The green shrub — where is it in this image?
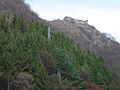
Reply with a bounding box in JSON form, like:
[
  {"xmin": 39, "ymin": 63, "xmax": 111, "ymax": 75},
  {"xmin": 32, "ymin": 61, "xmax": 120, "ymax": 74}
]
[{"xmin": 0, "ymin": 14, "xmax": 119, "ymax": 90}]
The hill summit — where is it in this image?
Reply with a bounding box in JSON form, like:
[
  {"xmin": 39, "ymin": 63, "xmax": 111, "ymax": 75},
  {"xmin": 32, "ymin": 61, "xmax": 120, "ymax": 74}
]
[
  {"xmin": 49, "ymin": 16, "xmax": 120, "ymax": 81},
  {"xmin": 0, "ymin": 0, "xmax": 120, "ymax": 90}
]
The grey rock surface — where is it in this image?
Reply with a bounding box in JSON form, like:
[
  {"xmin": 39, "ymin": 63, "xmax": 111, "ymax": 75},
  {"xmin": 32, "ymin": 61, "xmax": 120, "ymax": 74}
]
[{"xmin": 49, "ymin": 16, "xmax": 120, "ymax": 81}]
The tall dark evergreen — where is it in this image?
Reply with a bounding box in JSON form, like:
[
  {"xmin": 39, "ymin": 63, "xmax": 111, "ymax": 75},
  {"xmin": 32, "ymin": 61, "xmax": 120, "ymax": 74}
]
[
  {"xmin": 0, "ymin": 14, "xmax": 119, "ymax": 90},
  {"xmin": 0, "ymin": 0, "xmax": 119, "ymax": 90}
]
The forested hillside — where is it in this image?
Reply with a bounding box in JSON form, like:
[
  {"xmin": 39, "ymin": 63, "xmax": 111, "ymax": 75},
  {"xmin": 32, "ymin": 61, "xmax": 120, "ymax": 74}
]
[
  {"xmin": 0, "ymin": 12, "xmax": 119, "ymax": 90},
  {"xmin": 49, "ymin": 17, "xmax": 120, "ymax": 81}
]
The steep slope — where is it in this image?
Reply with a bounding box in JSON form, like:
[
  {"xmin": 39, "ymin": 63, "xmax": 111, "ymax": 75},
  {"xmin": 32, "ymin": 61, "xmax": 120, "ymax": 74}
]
[
  {"xmin": 0, "ymin": 0, "xmax": 119, "ymax": 90},
  {"xmin": 0, "ymin": 14, "xmax": 119, "ymax": 90},
  {"xmin": 0, "ymin": 0, "xmax": 45, "ymax": 23},
  {"xmin": 0, "ymin": 0, "xmax": 32, "ymax": 16},
  {"xmin": 49, "ymin": 16, "xmax": 120, "ymax": 81}
]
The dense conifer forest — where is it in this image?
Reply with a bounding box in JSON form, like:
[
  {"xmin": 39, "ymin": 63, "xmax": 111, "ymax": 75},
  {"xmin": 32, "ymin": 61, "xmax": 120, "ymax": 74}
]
[{"xmin": 0, "ymin": 12, "xmax": 119, "ymax": 90}]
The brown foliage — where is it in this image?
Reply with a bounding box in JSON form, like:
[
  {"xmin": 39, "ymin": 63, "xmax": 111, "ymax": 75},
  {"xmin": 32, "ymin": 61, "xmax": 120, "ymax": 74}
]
[
  {"xmin": 40, "ymin": 51, "xmax": 57, "ymax": 75},
  {"xmin": 86, "ymin": 82, "xmax": 105, "ymax": 90},
  {"xmin": 0, "ymin": 0, "xmax": 39, "ymax": 20}
]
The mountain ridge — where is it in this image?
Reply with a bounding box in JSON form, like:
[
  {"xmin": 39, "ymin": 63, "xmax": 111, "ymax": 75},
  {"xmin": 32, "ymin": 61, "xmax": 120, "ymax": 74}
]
[
  {"xmin": 0, "ymin": 0, "xmax": 120, "ymax": 89},
  {"xmin": 49, "ymin": 16, "xmax": 120, "ymax": 81}
]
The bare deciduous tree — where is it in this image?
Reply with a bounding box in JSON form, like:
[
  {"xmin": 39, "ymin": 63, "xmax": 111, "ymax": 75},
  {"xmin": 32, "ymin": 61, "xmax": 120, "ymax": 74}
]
[{"xmin": 0, "ymin": 0, "xmax": 39, "ymax": 20}]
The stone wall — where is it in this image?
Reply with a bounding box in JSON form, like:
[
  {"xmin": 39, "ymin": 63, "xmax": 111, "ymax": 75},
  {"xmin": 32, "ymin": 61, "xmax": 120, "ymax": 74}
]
[{"xmin": 64, "ymin": 16, "xmax": 88, "ymax": 25}]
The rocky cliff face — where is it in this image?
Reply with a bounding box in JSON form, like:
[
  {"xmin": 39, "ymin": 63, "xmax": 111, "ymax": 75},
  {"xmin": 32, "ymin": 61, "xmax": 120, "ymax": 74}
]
[
  {"xmin": 0, "ymin": 0, "xmax": 120, "ymax": 89},
  {"xmin": 49, "ymin": 16, "xmax": 120, "ymax": 80}
]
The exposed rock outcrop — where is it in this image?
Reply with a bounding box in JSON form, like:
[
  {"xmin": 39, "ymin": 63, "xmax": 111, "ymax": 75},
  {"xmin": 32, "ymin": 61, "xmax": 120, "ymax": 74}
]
[
  {"xmin": 64, "ymin": 16, "xmax": 88, "ymax": 25},
  {"xmin": 49, "ymin": 16, "xmax": 120, "ymax": 81}
]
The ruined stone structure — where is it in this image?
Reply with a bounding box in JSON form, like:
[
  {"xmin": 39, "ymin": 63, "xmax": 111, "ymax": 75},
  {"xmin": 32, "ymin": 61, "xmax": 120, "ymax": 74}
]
[
  {"xmin": 64, "ymin": 16, "xmax": 88, "ymax": 25},
  {"xmin": 49, "ymin": 16, "xmax": 120, "ymax": 81}
]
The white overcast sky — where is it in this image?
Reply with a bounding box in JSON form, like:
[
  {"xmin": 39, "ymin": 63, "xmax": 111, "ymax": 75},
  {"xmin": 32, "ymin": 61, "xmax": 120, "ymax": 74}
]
[{"xmin": 25, "ymin": 0, "xmax": 120, "ymax": 42}]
